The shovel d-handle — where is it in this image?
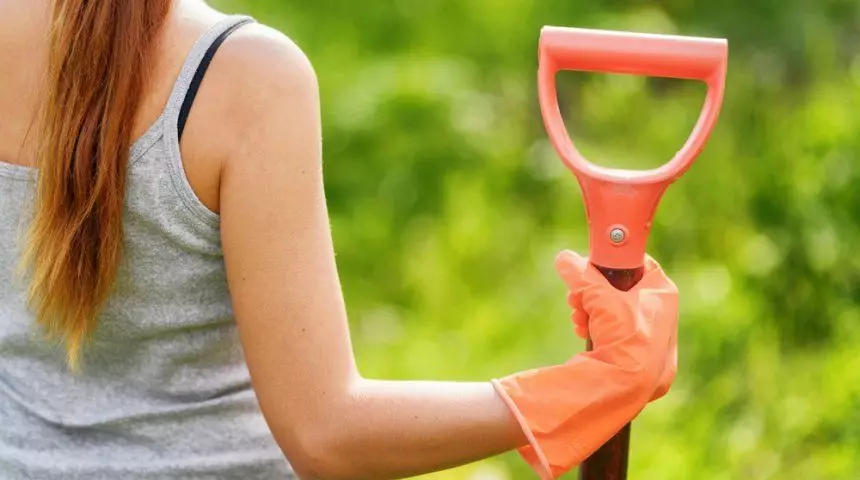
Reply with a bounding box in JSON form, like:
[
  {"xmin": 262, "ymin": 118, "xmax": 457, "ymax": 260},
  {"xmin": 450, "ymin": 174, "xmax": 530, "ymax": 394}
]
[{"xmin": 538, "ymin": 26, "xmax": 727, "ymax": 270}]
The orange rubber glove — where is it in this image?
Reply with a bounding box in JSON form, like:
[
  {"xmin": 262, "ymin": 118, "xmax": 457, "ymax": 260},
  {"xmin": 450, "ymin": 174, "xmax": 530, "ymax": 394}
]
[
  {"xmin": 567, "ymin": 267, "xmax": 678, "ymax": 402},
  {"xmin": 492, "ymin": 251, "xmax": 679, "ymax": 479}
]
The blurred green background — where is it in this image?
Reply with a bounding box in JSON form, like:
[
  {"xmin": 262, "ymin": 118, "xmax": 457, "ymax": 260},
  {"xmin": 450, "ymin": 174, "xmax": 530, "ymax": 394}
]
[{"xmin": 213, "ymin": 1, "xmax": 860, "ymax": 478}]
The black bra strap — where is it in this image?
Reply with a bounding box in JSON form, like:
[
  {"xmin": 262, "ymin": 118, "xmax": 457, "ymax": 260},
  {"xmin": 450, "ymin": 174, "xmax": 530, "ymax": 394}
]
[{"xmin": 177, "ymin": 18, "xmax": 254, "ymax": 140}]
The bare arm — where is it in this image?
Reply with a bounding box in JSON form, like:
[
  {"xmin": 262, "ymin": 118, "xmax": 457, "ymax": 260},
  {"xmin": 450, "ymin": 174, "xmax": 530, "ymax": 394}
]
[{"xmin": 217, "ymin": 27, "xmax": 525, "ymax": 480}]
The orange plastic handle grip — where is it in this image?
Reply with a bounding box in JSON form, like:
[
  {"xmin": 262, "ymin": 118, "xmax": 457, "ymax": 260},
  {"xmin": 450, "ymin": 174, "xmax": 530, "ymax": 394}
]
[
  {"xmin": 538, "ymin": 26, "xmax": 728, "ymax": 269},
  {"xmin": 540, "ymin": 26, "xmax": 727, "ymax": 80}
]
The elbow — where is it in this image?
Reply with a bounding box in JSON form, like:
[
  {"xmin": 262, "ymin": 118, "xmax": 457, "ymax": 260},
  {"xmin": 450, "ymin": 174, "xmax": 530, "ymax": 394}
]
[
  {"xmin": 268, "ymin": 380, "xmax": 369, "ymax": 479},
  {"xmin": 280, "ymin": 426, "xmax": 363, "ymax": 480}
]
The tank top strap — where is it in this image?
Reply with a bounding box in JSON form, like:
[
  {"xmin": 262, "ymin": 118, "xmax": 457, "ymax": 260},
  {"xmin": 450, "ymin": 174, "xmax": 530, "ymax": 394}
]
[{"xmin": 162, "ymin": 15, "xmax": 256, "ymax": 141}]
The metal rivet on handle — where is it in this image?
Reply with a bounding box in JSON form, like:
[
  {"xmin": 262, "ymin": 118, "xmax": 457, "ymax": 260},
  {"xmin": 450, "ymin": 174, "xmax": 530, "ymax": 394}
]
[{"xmin": 609, "ymin": 228, "xmax": 625, "ymax": 244}]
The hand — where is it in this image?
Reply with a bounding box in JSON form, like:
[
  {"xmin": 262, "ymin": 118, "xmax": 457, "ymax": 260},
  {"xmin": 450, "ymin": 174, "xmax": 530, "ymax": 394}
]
[
  {"xmin": 556, "ymin": 250, "xmax": 678, "ymax": 401},
  {"xmin": 492, "ymin": 250, "xmax": 680, "ymax": 479}
]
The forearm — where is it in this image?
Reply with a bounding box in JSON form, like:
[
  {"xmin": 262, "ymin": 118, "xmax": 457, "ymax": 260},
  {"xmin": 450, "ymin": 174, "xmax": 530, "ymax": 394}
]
[{"xmin": 291, "ymin": 379, "xmax": 527, "ymax": 480}]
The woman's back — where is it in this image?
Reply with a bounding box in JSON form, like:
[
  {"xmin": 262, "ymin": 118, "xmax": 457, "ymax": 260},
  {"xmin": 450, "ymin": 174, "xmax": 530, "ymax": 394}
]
[{"xmin": 0, "ymin": 3, "xmax": 293, "ymax": 478}]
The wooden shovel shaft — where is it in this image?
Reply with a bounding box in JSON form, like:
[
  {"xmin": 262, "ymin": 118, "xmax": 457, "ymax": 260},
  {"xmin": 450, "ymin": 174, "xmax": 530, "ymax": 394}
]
[{"xmin": 579, "ymin": 265, "xmax": 645, "ymax": 480}]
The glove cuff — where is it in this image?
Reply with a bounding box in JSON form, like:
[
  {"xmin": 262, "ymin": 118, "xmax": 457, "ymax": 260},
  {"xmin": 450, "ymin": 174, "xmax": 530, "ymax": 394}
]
[{"xmin": 492, "ymin": 378, "xmax": 578, "ymax": 479}]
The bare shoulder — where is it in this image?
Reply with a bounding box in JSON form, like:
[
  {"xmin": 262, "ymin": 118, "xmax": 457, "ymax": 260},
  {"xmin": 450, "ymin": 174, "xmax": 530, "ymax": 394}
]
[
  {"xmin": 208, "ymin": 22, "xmax": 319, "ymax": 137},
  {"xmin": 183, "ymin": 19, "xmax": 321, "ymax": 169},
  {"xmin": 219, "ymin": 22, "xmax": 318, "ymax": 96}
]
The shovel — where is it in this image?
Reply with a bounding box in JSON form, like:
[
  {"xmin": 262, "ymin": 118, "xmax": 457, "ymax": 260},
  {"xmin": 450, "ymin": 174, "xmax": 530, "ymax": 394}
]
[{"xmin": 537, "ymin": 26, "xmax": 728, "ymax": 479}]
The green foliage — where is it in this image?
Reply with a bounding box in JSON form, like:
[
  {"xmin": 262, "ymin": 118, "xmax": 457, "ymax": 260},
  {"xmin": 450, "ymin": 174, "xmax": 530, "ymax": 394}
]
[{"xmin": 212, "ymin": 1, "xmax": 860, "ymax": 478}]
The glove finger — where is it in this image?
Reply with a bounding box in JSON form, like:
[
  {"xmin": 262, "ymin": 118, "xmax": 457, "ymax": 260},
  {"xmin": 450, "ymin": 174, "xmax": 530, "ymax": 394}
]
[
  {"xmin": 555, "ymin": 250, "xmax": 589, "ymax": 291},
  {"xmin": 572, "ymin": 309, "xmax": 589, "ymax": 339},
  {"xmin": 636, "ymin": 254, "xmax": 678, "ymax": 294},
  {"xmin": 571, "ymin": 308, "xmax": 588, "ymax": 329},
  {"xmin": 651, "ymin": 360, "xmax": 677, "ymax": 401},
  {"xmin": 567, "ymin": 291, "xmax": 583, "ymax": 311},
  {"xmin": 651, "ymin": 335, "xmax": 678, "ymax": 401}
]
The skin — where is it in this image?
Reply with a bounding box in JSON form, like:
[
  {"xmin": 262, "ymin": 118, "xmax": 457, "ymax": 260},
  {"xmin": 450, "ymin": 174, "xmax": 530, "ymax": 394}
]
[{"xmin": 0, "ymin": 1, "xmax": 675, "ymax": 479}]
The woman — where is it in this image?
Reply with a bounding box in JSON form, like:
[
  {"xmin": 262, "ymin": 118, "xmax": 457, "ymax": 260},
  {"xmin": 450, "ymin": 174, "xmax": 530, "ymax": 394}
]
[{"xmin": 0, "ymin": 1, "xmax": 679, "ymax": 479}]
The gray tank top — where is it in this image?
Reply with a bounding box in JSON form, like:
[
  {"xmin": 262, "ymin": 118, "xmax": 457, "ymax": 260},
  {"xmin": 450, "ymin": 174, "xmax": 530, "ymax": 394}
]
[{"xmin": 0, "ymin": 16, "xmax": 294, "ymax": 479}]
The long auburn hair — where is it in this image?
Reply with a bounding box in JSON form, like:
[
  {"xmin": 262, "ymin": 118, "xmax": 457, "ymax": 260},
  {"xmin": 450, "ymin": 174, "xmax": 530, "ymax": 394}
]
[{"xmin": 21, "ymin": 0, "xmax": 172, "ymax": 368}]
